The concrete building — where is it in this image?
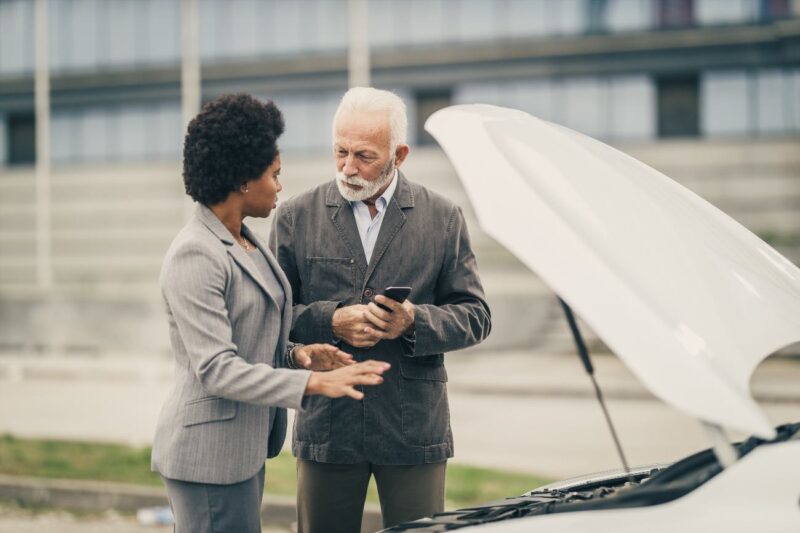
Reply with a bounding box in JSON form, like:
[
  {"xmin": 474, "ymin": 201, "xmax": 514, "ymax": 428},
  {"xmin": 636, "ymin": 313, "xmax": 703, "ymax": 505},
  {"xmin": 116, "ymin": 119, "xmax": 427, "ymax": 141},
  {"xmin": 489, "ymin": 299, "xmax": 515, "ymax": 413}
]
[{"xmin": 1, "ymin": 0, "xmax": 799, "ymax": 355}]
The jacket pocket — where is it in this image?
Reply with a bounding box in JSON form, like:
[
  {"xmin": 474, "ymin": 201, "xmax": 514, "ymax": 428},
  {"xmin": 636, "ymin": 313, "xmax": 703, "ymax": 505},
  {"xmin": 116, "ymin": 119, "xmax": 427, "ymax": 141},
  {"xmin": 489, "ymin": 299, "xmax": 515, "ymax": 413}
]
[
  {"xmin": 399, "ymin": 358, "xmax": 448, "ymax": 382},
  {"xmin": 183, "ymin": 397, "xmax": 238, "ymax": 427},
  {"xmin": 304, "ymin": 257, "xmax": 355, "ymax": 302},
  {"xmin": 400, "ymin": 360, "xmax": 450, "ymax": 446}
]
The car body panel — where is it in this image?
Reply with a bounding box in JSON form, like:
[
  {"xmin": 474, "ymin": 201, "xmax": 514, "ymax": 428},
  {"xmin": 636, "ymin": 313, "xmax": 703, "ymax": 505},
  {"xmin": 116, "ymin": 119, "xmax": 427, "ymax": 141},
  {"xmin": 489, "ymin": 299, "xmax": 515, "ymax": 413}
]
[
  {"xmin": 425, "ymin": 104, "xmax": 800, "ymax": 439},
  {"xmin": 470, "ymin": 439, "xmax": 800, "ymax": 533}
]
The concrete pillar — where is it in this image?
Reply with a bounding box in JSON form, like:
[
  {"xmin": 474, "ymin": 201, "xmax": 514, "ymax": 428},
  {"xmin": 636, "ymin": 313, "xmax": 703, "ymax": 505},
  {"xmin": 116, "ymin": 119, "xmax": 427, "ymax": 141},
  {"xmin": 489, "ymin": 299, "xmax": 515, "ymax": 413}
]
[
  {"xmin": 181, "ymin": 0, "xmax": 200, "ymax": 218},
  {"xmin": 34, "ymin": 0, "xmax": 52, "ymax": 290},
  {"xmin": 348, "ymin": 0, "xmax": 370, "ymax": 88}
]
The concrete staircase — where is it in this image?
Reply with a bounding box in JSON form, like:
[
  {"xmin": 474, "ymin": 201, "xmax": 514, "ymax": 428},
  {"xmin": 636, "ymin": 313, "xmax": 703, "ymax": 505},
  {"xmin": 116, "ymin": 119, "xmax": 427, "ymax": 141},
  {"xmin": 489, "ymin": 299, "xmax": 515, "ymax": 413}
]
[{"xmin": 1, "ymin": 138, "xmax": 798, "ymax": 355}]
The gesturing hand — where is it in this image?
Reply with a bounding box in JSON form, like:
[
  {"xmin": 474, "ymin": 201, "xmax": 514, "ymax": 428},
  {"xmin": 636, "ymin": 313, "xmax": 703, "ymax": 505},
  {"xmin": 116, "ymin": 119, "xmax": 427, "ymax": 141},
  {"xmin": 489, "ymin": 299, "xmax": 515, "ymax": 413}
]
[
  {"xmin": 292, "ymin": 343, "xmax": 354, "ymax": 371},
  {"xmin": 364, "ymin": 295, "xmax": 415, "ymax": 340},
  {"xmin": 332, "ymin": 305, "xmax": 382, "ymax": 348},
  {"xmin": 305, "ymin": 360, "xmax": 391, "ymax": 400}
]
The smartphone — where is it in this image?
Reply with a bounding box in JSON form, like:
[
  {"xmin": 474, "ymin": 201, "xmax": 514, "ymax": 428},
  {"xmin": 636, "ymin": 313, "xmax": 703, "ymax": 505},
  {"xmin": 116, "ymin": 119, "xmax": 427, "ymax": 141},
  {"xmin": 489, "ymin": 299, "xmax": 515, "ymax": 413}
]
[{"xmin": 376, "ymin": 286, "xmax": 412, "ymax": 311}]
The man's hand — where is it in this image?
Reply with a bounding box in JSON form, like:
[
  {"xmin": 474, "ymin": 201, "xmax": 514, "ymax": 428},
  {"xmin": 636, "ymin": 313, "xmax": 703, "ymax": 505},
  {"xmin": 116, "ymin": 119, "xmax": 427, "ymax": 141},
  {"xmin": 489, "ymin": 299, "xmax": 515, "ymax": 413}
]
[
  {"xmin": 332, "ymin": 305, "xmax": 382, "ymax": 348},
  {"xmin": 364, "ymin": 295, "xmax": 415, "ymax": 340},
  {"xmin": 292, "ymin": 343, "xmax": 354, "ymax": 371},
  {"xmin": 305, "ymin": 360, "xmax": 391, "ymax": 400}
]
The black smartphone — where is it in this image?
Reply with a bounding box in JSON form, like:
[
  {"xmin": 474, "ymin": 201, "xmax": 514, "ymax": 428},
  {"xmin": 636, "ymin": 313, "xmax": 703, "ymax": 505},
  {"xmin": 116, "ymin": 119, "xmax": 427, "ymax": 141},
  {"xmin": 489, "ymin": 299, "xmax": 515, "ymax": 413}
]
[{"xmin": 376, "ymin": 286, "xmax": 412, "ymax": 311}]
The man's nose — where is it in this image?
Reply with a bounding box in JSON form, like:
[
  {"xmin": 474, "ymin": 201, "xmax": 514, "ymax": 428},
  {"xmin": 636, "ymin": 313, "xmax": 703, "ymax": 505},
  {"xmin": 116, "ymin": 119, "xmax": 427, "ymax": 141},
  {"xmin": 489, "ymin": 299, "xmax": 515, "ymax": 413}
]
[{"xmin": 342, "ymin": 154, "xmax": 358, "ymax": 176}]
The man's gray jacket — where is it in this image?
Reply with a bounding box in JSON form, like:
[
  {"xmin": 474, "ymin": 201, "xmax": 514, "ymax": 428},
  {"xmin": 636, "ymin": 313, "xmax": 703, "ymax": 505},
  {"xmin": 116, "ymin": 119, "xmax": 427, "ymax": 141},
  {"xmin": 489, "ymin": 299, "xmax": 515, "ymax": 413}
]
[{"xmin": 270, "ymin": 172, "xmax": 491, "ymax": 465}]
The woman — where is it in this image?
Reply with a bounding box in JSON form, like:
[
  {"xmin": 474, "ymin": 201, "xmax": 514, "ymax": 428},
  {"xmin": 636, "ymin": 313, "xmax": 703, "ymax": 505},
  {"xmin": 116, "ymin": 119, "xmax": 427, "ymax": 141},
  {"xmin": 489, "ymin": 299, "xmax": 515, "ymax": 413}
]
[{"xmin": 151, "ymin": 93, "xmax": 389, "ymax": 533}]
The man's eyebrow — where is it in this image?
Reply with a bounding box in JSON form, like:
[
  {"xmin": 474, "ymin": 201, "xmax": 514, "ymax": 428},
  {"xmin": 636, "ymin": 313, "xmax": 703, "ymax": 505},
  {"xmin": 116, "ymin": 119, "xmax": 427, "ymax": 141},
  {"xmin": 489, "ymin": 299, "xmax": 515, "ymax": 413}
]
[{"xmin": 335, "ymin": 145, "xmax": 378, "ymax": 156}]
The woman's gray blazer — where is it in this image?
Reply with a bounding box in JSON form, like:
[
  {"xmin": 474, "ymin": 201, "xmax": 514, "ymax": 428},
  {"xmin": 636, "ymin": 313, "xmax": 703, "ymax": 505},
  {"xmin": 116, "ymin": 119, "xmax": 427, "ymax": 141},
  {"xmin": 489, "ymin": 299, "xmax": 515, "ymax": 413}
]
[{"xmin": 151, "ymin": 204, "xmax": 311, "ymax": 485}]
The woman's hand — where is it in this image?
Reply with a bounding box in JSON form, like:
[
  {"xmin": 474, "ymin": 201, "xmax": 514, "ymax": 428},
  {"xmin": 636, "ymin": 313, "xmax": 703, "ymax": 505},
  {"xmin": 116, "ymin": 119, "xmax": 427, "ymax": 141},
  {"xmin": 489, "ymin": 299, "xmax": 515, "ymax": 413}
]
[
  {"xmin": 305, "ymin": 360, "xmax": 390, "ymax": 400},
  {"xmin": 292, "ymin": 343, "xmax": 354, "ymax": 371}
]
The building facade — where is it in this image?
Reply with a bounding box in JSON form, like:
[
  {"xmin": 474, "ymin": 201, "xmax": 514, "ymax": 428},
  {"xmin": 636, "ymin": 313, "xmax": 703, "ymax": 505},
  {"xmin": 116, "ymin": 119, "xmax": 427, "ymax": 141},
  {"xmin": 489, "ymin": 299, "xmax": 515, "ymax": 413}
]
[{"xmin": 0, "ymin": 0, "xmax": 798, "ymax": 354}]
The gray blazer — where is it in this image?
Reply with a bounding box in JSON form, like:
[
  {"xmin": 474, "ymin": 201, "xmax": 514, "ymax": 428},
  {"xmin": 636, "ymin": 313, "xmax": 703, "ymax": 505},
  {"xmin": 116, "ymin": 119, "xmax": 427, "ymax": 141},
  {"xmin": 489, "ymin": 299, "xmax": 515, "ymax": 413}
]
[
  {"xmin": 151, "ymin": 204, "xmax": 311, "ymax": 484},
  {"xmin": 271, "ymin": 173, "xmax": 491, "ymax": 465}
]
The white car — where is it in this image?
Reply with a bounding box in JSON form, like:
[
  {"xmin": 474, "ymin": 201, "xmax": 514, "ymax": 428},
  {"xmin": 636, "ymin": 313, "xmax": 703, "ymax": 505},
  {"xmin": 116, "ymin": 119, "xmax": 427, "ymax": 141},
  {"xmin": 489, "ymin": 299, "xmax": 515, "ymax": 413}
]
[{"xmin": 383, "ymin": 105, "xmax": 800, "ymax": 532}]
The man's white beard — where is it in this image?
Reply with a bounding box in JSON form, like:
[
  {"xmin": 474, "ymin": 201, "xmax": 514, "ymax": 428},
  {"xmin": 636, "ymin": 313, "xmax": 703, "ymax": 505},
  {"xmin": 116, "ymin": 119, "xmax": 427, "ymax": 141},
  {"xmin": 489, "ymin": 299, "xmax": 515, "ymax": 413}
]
[{"xmin": 336, "ymin": 159, "xmax": 395, "ymax": 202}]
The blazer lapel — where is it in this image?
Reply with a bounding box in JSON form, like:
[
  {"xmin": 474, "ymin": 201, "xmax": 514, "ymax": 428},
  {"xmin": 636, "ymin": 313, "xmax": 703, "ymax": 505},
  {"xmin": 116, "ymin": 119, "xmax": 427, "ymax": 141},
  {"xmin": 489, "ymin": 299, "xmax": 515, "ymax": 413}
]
[
  {"xmin": 363, "ymin": 173, "xmax": 414, "ymax": 284},
  {"xmin": 247, "ymin": 227, "xmax": 293, "ymax": 357},
  {"xmin": 326, "ymin": 182, "xmax": 369, "ymax": 275},
  {"xmin": 227, "ymin": 236, "xmax": 275, "ymax": 304},
  {"xmin": 196, "ymin": 204, "xmax": 274, "ymax": 301}
]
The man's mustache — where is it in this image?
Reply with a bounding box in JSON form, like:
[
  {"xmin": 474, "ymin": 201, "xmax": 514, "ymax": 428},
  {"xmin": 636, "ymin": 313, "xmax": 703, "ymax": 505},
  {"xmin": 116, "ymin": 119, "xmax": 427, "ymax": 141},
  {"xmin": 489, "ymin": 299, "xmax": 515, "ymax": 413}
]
[{"xmin": 337, "ymin": 173, "xmax": 369, "ymax": 186}]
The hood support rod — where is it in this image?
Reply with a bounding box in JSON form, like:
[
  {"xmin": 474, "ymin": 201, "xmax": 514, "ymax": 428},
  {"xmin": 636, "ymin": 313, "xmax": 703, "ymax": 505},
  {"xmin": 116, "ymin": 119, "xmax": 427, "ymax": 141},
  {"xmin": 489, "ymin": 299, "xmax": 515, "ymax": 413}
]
[
  {"xmin": 701, "ymin": 421, "xmax": 738, "ymax": 469},
  {"xmin": 559, "ymin": 297, "xmax": 634, "ymax": 482}
]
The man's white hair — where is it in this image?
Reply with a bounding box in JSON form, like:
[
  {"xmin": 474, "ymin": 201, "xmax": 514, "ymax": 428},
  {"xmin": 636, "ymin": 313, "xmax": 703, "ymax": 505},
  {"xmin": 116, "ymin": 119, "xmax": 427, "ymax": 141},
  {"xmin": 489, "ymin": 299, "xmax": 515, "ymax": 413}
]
[{"xmin": 333, "ymin": 87, "xmax": 408, "ymax": 150}]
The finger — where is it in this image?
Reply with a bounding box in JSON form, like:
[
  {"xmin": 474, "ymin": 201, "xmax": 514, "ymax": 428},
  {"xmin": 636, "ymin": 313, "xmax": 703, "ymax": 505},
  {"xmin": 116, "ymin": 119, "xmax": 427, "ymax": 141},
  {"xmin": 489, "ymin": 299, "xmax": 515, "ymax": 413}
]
[
  {"xmin": 336, "ymin": 355, "xmax": 355, "ymax": 366},
  {"xmin": 375, "ymin": 294, "xmax": 403, "ymax": 315},
  {"xmin": 368, "ymin": 300, "xmax": 394, "ymax": 318},
  {"xmin": 353, "ymin": 338, "xmax": 377, "ymax": 348},
  {"xmin": 344, "ymin": 386, "xmax": 364, "ymax": 401},
  {"xmin": 374, "ymin": 295, "xmax": 404, "ymax": 312},
  {"xmin": 293, "ymin": 349, "xmax": 312, "ymax": 368},
  {"xmin": 364, "ymin": 308, "xmax": 390, "ymax": 330},
  {"xmin": 352, "ymin": 373, "xmax": 384, "ymax": 386},
  {"xmin": 359, "ymin": 324, "xmax": 385, "ymax": 339},
  {"xmin": 363, "ymin": 326, "xmax": 390, "ymax": 340},
  {"xmin": 358, "ymin": 360, "xmax": 391, "ymax": 373}
]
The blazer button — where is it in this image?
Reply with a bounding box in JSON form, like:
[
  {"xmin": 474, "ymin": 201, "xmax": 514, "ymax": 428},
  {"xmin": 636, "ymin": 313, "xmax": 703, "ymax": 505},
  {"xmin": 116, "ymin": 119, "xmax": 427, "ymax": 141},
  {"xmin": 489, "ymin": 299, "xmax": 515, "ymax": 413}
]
[{"xmin": 363, "ymin": 288, "xmax": 374, "ymax": 298}]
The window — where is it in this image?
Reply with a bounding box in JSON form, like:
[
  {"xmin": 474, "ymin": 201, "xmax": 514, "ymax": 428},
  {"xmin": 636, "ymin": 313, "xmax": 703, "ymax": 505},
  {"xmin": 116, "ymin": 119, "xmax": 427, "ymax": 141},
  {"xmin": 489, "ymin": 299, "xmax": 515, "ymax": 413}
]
[
  {"xmin": 8, "ymin": 113, "xmax": 35, "ymax": 165},
  {"xmin": 658, "ymin": 0, "xmax": 695, "ymax": 28},
  {"xmin": 657, "ymin": 75, "xmax": 700, "ymax": 137},
  {"xmin": 586, "ymin": 0, "xmax": 609, "ymax": 33},
  {"xmin": 759, "ymin": 0, "xmax": 791, "ymax": 21},
  {"xmin": 415, "ymin": 88, "xmax": 452, "ymax": 146}
]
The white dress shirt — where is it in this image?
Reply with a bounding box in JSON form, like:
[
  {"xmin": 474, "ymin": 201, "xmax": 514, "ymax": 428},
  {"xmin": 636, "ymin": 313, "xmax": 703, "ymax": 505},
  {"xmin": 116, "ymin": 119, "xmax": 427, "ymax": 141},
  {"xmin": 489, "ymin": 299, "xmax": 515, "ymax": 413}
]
[{"xmin": 349, "ymin": 170, "xmax": 398, "ymax": 263}]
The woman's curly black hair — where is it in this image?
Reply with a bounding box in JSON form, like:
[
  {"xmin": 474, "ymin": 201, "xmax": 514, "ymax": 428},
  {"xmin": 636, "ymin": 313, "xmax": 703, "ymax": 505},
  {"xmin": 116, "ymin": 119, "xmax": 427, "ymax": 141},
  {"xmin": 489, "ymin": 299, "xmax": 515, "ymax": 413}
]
[{"xmin": 183, "ymin": 93, "xmax": 285, "ymax": 205}]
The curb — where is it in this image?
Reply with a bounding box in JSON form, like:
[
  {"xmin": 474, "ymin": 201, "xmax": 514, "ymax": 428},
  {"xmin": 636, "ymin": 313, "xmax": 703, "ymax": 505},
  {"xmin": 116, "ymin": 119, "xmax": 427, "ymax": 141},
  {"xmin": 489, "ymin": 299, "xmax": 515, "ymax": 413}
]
[{"xmin": 0, "ymin": 475, "xmax": 384, "ymax": 532}]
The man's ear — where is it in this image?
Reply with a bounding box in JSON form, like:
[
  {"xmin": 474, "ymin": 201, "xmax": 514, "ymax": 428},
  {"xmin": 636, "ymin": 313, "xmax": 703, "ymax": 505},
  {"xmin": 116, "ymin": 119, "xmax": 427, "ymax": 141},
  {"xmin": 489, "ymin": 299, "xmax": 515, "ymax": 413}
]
[{"xmin": 394, "ymin": 144, "xmax": 410, "ymax": 167}]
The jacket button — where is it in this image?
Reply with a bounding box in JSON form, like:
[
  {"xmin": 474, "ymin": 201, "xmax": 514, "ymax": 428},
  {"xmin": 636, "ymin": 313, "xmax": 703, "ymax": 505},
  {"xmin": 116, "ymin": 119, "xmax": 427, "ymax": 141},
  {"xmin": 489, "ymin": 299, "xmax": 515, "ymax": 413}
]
[{"xmin": 363, "ymin": 288, "xmax": 374, "ymax": 298}]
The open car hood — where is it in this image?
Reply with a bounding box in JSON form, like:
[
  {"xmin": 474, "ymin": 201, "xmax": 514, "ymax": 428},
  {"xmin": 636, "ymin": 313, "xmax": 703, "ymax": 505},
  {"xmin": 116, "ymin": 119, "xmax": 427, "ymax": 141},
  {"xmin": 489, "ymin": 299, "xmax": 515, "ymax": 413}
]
[{"xmin": 425, "ymin": 104, "xmax": 800, "ymax": 439}]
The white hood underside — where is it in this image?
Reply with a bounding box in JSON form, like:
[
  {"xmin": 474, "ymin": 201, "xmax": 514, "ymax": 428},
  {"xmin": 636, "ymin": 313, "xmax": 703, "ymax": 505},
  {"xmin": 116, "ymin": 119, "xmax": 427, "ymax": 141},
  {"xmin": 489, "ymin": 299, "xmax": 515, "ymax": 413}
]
[{"xmin": 426, "ymin": 104, "xmax": 800, "ymax": 439}]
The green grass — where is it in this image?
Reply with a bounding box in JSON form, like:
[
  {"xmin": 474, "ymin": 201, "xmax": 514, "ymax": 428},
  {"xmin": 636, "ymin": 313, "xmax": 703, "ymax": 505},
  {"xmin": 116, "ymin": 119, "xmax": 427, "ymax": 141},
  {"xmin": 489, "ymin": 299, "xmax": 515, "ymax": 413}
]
[{"xmin": 0, "ymin": 434, "xmax": 551, "ymax": 509}]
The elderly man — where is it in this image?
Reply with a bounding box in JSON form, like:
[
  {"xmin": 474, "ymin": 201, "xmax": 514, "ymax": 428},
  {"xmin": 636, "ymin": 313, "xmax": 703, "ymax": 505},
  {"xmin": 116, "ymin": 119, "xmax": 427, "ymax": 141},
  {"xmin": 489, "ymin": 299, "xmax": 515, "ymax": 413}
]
[{"xmin": 270, "ymin": 87, "xmax": 491, "ymax": 532}]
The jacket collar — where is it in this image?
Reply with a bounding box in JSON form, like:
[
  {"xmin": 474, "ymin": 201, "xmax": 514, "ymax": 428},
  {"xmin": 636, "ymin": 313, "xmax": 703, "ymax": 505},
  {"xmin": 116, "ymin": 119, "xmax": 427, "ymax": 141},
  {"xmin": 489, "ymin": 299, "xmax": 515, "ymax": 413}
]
[{"xmin": 196, "ymin": 203, "xmax": 235, "ymax": 244}]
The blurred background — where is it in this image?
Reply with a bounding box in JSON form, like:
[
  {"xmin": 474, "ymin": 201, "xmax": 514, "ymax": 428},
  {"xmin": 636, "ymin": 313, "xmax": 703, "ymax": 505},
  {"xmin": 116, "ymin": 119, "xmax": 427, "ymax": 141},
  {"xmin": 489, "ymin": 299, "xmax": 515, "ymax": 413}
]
[
  {"xmin": 0, "ymin": 0, "xmax": 799, "ymax": 530},
  {"xmin": 1, "ymin": 0, "xmax": 799, "ymax": 355}
]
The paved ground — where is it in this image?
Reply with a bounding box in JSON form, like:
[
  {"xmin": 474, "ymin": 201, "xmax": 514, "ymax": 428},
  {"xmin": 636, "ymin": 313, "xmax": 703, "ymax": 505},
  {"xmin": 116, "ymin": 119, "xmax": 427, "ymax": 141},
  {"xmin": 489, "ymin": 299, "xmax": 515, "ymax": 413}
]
[
  {"xmin": 0, "ymin": 349, "xmax": 798, "ymax": 532},
  {"xmin": 0, "ymin": 503, "xmax": 291, "ymax": 532},
  {"xmin": 1, "ymin": 349, "xmax": 797, "ymax": 480}
]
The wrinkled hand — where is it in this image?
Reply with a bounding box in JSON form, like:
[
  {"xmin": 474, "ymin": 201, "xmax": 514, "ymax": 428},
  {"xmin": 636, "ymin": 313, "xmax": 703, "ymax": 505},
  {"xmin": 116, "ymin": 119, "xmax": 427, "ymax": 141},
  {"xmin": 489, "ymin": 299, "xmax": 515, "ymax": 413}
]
[
  {"xmin": 292, "ymin": 343, "xmax": 354, "ymax": 371},
  {"xmin": 305, "ymin": 360, "xmax": 391, "ymax": 400},
  {"xmin": 332, "ymin": 305, "xmax": 382, "ymax": 348},
  {"xmin": 365, "ymin": 295, "xmax": 415, "ymax": 341}
]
